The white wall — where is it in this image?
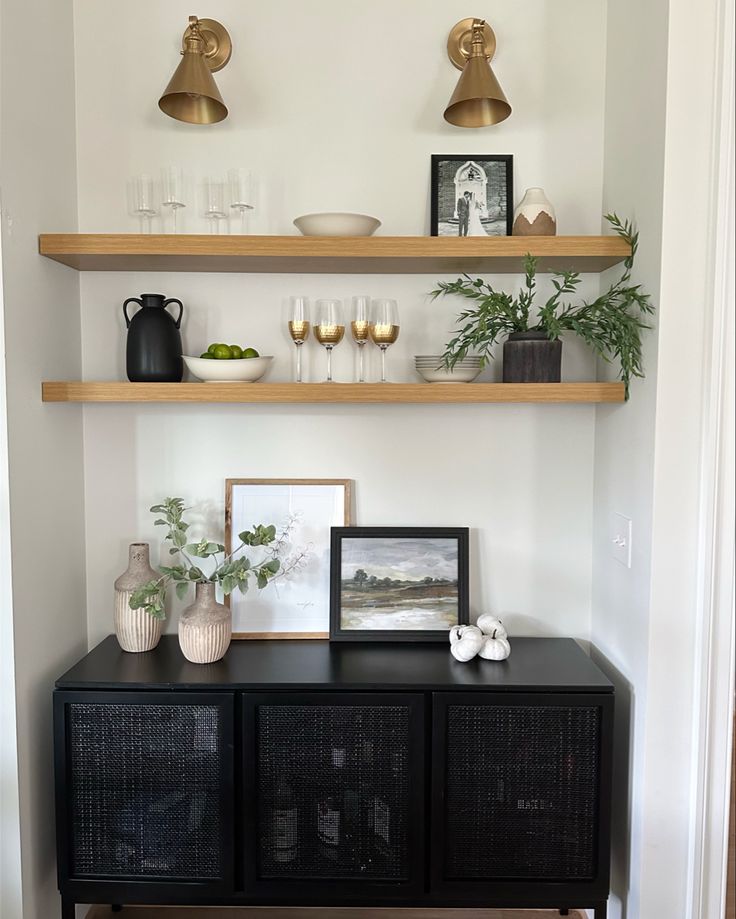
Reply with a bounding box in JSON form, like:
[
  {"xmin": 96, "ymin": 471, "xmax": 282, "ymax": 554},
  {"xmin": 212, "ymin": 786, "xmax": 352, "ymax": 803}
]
[
  {"xmin": 72, "ymin": 0, "xmax": 609, "ymax": 645},
  {"xmin": 592, "ymin": 3, "xmax": 668, "ymax": 918},
  {"xmin": 594, "ymin": 0, "xmax": 736, "ymax": 917},
  {"xmin": 74, "ymin": 0, "xmax": 607, "ymax": 237},
  {"xmin": 0, "ymin": 0, "xmax": 87, "ymax": 916},
  {"xmin": 637, "ymin": 0, "xmax": 734, "ymax": 914},
  {"xmin": 0, "ymin": 187, "xmax": 23, "ymax": 919}
]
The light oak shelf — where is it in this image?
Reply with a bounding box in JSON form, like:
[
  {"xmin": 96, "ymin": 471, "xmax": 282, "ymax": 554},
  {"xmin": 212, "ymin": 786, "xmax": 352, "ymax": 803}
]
[
  {"xmin": 38, "ymin": 234, "xmax": 631, "ymax": 274},
  {"xmin": 42, "ymin": 382, "xmax": 625, "ymax": 404}
]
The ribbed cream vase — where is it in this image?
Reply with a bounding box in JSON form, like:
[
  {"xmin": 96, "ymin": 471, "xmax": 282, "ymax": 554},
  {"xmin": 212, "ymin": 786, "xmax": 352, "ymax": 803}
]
[
  {"xmin": 113, "ymin": 543, "xmax": 162, "ymax": 652},
  {"xmin": 178, "ymin": 581, "xmax": 231, "ymax": 664}
]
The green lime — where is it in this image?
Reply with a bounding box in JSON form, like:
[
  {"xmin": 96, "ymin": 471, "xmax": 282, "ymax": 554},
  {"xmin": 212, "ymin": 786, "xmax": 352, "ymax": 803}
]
[
  {"xmin": 207, "ymin": 343, "xmax": 221, "ymax": 355},
  {"xmin": 213, "ymin": 344, "xmax": 233, "ymax": 360},
  {"xmin": 199, "ymin": 352, "xmax": 215, "ymax": 359},
  {"xmin": 243, "ymin": 347, "xmax": 260, "ymax": 359},
  {"xmin": 229, "ymin": 344, "xmax": 244, "ymax": 360}
]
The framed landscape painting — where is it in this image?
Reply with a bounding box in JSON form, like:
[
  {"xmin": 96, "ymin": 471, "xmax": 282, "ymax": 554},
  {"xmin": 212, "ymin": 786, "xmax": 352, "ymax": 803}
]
[
  {"xmin": 330, "ymin": 527, "xmax": 469, "ymax": 642},
  {"xmin": 226, "ymin": 479, "xmax": 352, "ymax": 639}
]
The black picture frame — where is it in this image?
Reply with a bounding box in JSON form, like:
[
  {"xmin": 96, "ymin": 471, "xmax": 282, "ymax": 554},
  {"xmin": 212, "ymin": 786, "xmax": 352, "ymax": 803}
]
[
  {"xmin": 430, "ymin": 154, "xmax": 513, "ymax": 237},
  {"xmin": 330, "ymin": 527, "xmax": 470, "ymax": 642}
]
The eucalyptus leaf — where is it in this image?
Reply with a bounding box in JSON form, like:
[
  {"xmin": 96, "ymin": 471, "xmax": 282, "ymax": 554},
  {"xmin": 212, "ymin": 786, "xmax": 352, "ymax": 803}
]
[{"xmin": 140, "ymin": 496, "xmax": 285, "ymax": 622}]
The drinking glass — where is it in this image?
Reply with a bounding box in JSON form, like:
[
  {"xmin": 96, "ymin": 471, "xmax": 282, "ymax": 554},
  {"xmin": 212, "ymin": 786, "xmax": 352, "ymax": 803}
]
[
  {"xmin": 130, "ymin": 173, "xmax": 157, "ymax": 233},
  {"xmin": 369, "ymin": 299, "xmax": 400, "ymax": 383},
  {"xmin": 288, "ymin": 296, "xmax": 310, "ymax": 383},
  {"xmin": 313, "ymin": 299, "xmax": 345, "ymax": 383},
  {"xmin": 203, "ymin": 177, "xmax": 227, "ymax": 234},
  {"xmin": 351, "ymin": 295, "xmax": 371, "ymax": 382},
  {"xmin": 161, "ymin": 165, "xmax": 186, "ymax": 233},
  {"xmin": 228, "ymin": 168, "xmax": 254, "ymax": 234}
]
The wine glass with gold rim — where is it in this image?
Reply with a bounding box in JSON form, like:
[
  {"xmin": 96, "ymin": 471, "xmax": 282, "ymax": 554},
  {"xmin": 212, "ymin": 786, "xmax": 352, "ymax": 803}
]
[
  {"xmin": 288, "ymin": 296, "xmax": 310, "ymax": 383},
  {"xmin": 351, "ymin": 295, "xmax": 371, "ymax": 382},
  {"xmin": 314, "ymin": 299, "xmax": 345, "ymax": 383},
  {"xmin": 369, "ymin": 298, "xmax": 400, "ymax": 383}
]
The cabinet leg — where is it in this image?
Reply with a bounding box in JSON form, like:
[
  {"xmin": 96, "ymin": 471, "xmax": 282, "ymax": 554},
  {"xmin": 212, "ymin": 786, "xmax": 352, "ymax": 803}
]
[
  {"xmin": 559, "ymin": 912, "xmax": 570, "ymax": 916},
  {"xmin": 594, "ymin": 903, "xmax": 608, "ymax": 919},
  {"xmin": 111, "ymin": 907, "xmax": 123, "ymax": 913},
  {"xmin": 61, "ymin": 899, "xmax": 75, "ymax": 919}
]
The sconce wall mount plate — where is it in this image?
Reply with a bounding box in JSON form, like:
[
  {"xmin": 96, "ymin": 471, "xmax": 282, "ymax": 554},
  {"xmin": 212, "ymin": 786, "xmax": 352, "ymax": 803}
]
[
  {"xmin": 447, "ymin": 17, "xmax": 496, "ymax": 70},
  {"xmin": 182, "ymin": 17, "xmax": 232, "ymax": 72}
]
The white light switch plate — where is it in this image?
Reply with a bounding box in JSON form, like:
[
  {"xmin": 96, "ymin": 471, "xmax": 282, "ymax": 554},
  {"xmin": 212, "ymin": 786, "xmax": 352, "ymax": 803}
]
[{"xmin": 610, "ymin": 513, "xmax": 632, "ymax": 567}]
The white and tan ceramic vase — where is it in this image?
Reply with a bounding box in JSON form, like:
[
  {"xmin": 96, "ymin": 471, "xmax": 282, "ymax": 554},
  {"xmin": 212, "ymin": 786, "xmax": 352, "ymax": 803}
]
[
  {"xmin": 178, "ymin": 581, "xmax": 231, "ymax": 664},
  {"xmin": 512, "ymin": 188, "xmax": 557, "ymax": 236},
  {"xmin": 114, "ymin": 542, "xmax": 162, "ymax": 652}
]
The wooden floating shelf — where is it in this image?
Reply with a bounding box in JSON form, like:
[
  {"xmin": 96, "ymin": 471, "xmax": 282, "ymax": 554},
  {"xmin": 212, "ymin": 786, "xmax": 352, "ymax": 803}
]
[
  {"xmin": 42, "ymin": 382, "xmax": 625, "ymax": 404},
  {"xmin": 38, "ymin": 234, "xmax": 631, "ymax": 274}
]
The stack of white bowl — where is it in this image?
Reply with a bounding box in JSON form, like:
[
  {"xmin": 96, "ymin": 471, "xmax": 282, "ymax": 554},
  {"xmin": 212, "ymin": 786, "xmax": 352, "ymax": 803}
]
[{"xmin": 414, "ymin": 355, "xmax": 483, "ymax": 383}]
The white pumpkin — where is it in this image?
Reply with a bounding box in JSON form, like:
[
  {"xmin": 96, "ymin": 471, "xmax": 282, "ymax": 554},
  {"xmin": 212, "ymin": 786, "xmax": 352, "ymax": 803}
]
[
  {"xmin": 449, "ymin": 625, "xmax": 483, "ymax": 662},
  {"xmin": 479, "ymin": 629, "xmax": 511, "ymax": 661},
  {"xmin": 449, "ymin": 624, "xmax": 482, "ymax": 645},
  {"xmin": 476, "ymin": 613, "xmax": 507, "ymax": 639}
]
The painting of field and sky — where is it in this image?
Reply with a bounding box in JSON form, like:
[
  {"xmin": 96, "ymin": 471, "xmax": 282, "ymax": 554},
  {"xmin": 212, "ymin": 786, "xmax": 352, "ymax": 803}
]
[{"xmin": 339, "ymin": 535, "xmax": 460, "ymax": 631}]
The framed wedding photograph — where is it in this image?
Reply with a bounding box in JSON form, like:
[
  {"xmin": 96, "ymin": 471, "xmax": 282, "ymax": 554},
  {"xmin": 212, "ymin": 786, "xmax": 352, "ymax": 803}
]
[
  {"xmin": 330, "ymin": 527, "xmax": 469, "ymax": 642},
  {"xmin": 226, "ymin": 479, "xmax": 352, "ymax": 639},
  {"xmin": 430, "ymin": 154, "xmax": 513, "ymax": 237}
]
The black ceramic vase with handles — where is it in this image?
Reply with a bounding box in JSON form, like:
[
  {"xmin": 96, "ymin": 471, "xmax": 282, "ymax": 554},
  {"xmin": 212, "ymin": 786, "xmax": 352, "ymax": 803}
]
[{"xmin": 124, "ymin": 293, "xmax": 184, "ymax": 382}]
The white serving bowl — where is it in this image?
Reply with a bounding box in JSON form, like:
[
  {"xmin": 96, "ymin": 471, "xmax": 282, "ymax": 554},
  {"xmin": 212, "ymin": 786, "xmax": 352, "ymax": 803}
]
[
  {"xmin": 416, "ymin": 365, "xmax": 482, "ymax": 383},
  {"xmin": 293, "ymin": 212, "xmax": 381, "ymax": 237},
  {"xmin": 183, "ymin": 355, "xmax": 273, "ymax": 383}
]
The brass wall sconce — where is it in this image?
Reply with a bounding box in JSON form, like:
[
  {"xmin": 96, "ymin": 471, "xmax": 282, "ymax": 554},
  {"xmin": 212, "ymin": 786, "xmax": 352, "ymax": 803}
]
[
  {"xmin": 159, "ymin": 16, "xmax": 232, "ymax": 125},
  {"xmin": 444, "ymin": 18, "xmax": 511, "ymax": 128}
]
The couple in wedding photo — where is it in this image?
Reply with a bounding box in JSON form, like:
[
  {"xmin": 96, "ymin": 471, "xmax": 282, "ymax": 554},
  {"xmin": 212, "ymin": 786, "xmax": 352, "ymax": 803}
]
[
  {"xmin": 431, "ymin": 155, "xmax": 512, "ymax": 236},
  {"xmin": 456, "ymin": 190, "xmax": 487, "ymax": 237}
]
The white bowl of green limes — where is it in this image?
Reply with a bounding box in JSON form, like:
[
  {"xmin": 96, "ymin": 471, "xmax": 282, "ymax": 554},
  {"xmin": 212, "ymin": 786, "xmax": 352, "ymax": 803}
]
[{"xmin": 183, "ymin": 344, "xmax": 273, "ymax": 382}]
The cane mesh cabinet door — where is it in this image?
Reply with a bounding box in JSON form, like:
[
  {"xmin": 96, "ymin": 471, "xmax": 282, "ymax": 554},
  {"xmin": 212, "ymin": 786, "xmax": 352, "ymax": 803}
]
[
  {"xmin": 243, "ymin": 692, "xmax": 425, "ymax": 899},
  {"xmin": 54, "ymin": 691, "xmax": 234, "ymax": 895},
  {"xmin": 431, "ymin": 692, "xmax": 613, "ymax": 899}
]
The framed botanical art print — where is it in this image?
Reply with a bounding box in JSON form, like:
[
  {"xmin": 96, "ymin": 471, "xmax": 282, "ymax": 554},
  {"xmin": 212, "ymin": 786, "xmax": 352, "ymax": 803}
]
[
  {"xmin": 330, "ymin": 527, "xmax": 469, "ymax": 642},
  {"xmin": 430, "ymin": 154, "xmax": 513, "ymax": 237},
  {"xmin": 226, "ymin": 479, "xmax": 352, "ymax": 639}
]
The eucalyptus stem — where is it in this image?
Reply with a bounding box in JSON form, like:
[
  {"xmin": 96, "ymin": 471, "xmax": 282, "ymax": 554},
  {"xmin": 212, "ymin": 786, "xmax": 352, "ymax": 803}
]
[{"xmin": 431, "ymin": 213, "xmax": 653, "ymax": 398}]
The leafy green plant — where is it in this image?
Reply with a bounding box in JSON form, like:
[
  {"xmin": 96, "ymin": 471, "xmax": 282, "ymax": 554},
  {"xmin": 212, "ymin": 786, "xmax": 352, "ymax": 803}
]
[
  {"xmin": 130, "ymin": 497, "xmax": 286, "ymax": 619},
  {"xmin": 430, "ymin": 214, "xmax": 654, "ymax": 396}
]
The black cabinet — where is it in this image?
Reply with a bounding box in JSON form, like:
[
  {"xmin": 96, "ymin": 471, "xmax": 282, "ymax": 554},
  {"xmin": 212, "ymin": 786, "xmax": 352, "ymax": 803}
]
[
  {"xmin": 54, "ymin": 691, "xmax": 234, "ymax": 896},
  {"xmin": 53, "ymin": 637, "xmax": 614, "ymax": 918},
  {"xmin": 243, "ymin": 692, "xmax": 425, "ymax": 896},
  {"xmin": 431, "ymin": 692, "xmax": 613, "ymax": 903}
]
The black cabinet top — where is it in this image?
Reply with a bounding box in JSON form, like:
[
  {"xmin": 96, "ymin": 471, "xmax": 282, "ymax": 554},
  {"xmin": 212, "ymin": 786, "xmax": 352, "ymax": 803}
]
[{"xmin": 56, "ymin": 636, "xmax": 613, "ymax": 693}]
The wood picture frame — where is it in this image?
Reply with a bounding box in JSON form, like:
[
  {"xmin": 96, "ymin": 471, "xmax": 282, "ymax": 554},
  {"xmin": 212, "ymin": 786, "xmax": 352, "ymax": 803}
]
[
  {"xmin": 225, "ymin": 478, "xmax": 353, "ymax": 640},
  {"xmin": 430, "ymin": 154, "xmax": 514, "ymax": 237},
  {"xmin": 330, "ymin": 526, "xmax": 470, "ymax": 642}
]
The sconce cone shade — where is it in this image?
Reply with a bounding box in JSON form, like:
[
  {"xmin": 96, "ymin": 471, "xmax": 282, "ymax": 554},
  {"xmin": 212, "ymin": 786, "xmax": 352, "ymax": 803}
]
[
  {"xmin": 159, "ymin": 48, "xmax": 228, "ymax": 124},
  {"xmin": 444, "ymin": 55, "xmax": 511, "ymax": 127}
]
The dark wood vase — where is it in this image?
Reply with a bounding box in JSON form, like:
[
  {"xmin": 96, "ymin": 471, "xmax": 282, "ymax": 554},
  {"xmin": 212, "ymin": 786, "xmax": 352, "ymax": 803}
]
[{"xmin": 503, "ymin": 331, "xmax": 562, "ymax": 383}]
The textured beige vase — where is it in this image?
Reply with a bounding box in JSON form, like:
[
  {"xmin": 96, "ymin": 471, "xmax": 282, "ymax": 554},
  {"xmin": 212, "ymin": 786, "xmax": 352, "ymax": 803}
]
[
  {"xmin": 512, "ymin": 187, "xmax": 557, "ymax": 236},
  {"xmin": 178, "ymin": 581, "xmax": 231, "ymax": 664},
  {"xmin": 114, "ymin": 543, "xmax": 162, "ymax": 652}
]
